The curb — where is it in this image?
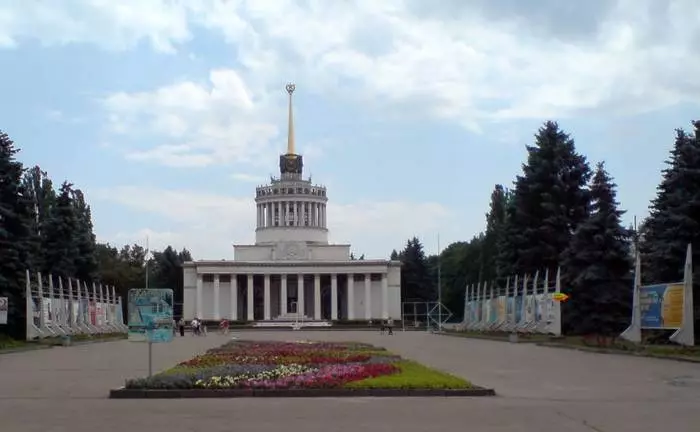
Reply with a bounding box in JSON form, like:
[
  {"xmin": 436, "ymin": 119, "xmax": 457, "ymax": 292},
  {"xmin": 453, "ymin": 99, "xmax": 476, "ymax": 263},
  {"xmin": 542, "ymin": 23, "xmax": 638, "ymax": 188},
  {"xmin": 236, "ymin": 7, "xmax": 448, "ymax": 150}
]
[
  {"xmin": 435, "ymin": 332, "xmax": 547, "ymax": 344},
  {"xmin": 0, "ymin": 344, "xmax": 53, "ymax": 355},
  {"xmin": 537, "ymin": 342, "xmax": 700, "ymax": 364},
  {"xmin": 109, "ymin": 386, "xmax": 496, "ymax": 399}
]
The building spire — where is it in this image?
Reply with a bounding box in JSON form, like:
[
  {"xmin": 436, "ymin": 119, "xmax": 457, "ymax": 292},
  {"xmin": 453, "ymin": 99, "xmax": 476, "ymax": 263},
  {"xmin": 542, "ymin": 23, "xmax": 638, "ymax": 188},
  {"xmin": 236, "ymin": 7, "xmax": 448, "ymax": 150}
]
[{"xmin": 285, "ymin": 83, "xmax": 296, "ymax": 155}]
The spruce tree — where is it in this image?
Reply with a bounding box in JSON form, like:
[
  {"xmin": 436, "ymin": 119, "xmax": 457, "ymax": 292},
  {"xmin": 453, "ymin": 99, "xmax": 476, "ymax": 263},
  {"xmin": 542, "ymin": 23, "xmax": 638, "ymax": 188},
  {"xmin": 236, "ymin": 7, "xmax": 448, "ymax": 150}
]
[
  {"xmin": 641, "ymin": 122, "xmax": 700, "ymax": 339},
  {"xmin": 0, "ymin": 131, "xmax": 34, "ymax": 339},
  {"xmin": 642, "ymin": 124, "xmax": 700, "ymax": 283},
  {"xmin": 72, "ymin": 189, "xmax": 97, "ymax": 281},
  {"xmin": 483, "ymin": 184, "xmax": 510, "ymax": 280},
  {"xmin": 562, "ymin": 162, "xmax": 632, "ymax": 336},
  {"xmin": 42, "ymin": 182, "xmax": 79, "ymax": 279},
  {"xmin": 507, "ymin": 121, "xmax": 591, "ymax": 275},
  {"xmin": 21, "ymin": 165, "xmax": 56, "ymax": 273},
  {"xmin": 399, "ymin": 237, "xmax": 434, "ymax": 301}
]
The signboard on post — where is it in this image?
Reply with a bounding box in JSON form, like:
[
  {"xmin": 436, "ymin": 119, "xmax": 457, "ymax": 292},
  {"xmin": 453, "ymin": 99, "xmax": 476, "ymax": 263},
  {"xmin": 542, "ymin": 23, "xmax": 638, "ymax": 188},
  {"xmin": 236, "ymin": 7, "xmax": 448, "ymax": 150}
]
[
  {"xmin": 127, "ymin": 289, "xmax": 174, "ymax": 343},
  {"xmin": 640, "ymin": 283, "xmax": 684, "ymax": 329},
  {"xmin": 0, "ymin": 297, "xmax": 8, "ymax": 324}
]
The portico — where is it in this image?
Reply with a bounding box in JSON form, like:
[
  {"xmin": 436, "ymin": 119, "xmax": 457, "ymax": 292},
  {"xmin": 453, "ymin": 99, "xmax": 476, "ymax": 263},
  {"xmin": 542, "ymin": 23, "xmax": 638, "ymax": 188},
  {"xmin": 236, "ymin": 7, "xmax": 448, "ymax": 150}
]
[
  {"xmin": 182, "ymin": 83, "xmax": 402, "ymax": 323},
  {"xmin": 184, "ymin": 266, "xmax": 399, "ymax": 322}
]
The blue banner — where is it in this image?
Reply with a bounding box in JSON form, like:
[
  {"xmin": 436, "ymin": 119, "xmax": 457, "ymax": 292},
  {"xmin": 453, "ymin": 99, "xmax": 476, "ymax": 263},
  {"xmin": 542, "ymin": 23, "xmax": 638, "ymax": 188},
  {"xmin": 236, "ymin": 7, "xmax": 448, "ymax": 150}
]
[
  {"xmin": 640, "ymin": 283, "xmax": 684, "ymax": 329},
  {"xmin": 128, "ymin": 288, "xmax": 174, "ymax": 343}
]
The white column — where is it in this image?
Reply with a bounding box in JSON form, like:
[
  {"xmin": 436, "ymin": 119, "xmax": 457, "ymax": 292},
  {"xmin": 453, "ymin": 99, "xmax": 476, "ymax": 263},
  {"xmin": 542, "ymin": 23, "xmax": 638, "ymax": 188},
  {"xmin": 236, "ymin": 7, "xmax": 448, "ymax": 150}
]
[
  {"xmin": 331, "ymin": 273, "xmax": 338, "ymax": 320},
  {"xmin": 213, "ymin": 274, "xmax": 220, "ymax": 320},
  {"xmin": 230, "ymin": 274, "xmax": 238, "ymax": 320},
  {"xmin": 247, "ymin": 274, "xmax": 254, "ymax": 321},
  {"xmin": 314, "ymin": 274, "xmax": 321, "ymax": 320},
  {"xmin": 285, "ymin": 201, "xmax": 290, "ymax": 225},
  {"xmin": 196, "ymin": 273, "xmax": 203, "ymax": 319},
  {"xmin": 280, "ymin": 274, "xmax": 287, "ymax": 315},
  {"xmin": 267, "ymin": 203, "xmax": 272, "ymax": 226},
  {"xmin": 322, "ymin": 204, "xmax": 327, "ymax": 228},
  {"xmin": 263, "ymin": 274, "xmax": 271, "ymax": 320},
  {"xmin": 297, "ymin": 274, "xmax": 305, "ymax": 316},
  {"xmin": 256, "ymin": 204, "xmax": 260, "ymax": 227},
  {"xmin": 347, "ymin": 274, "xmax": 355, "ymax": 320},
  {"xmin": 313, "ymin": 203, "xmax": 318, "ymax": 226},
  {"xmin": 295, "ymin": 201, "xmax": 300, "ymax": 226},
  {"xmin": 381, "ymin": 272, "xmax": 389, "ymax": 319},
  {"xmin": 364, "ymin": 273, "xmax": 371, "ymax": 320}
]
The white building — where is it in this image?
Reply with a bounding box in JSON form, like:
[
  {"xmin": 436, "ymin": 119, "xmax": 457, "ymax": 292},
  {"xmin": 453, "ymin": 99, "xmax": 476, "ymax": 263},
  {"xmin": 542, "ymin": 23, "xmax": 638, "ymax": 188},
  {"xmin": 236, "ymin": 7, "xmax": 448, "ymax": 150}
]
[{"xmin": 182, "ymin": 84, "xmax": 402, "ymax": 324}]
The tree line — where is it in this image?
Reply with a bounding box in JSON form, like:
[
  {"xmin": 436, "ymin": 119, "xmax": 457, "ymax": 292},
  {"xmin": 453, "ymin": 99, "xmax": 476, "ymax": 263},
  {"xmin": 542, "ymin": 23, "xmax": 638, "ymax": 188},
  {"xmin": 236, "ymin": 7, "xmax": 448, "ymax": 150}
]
[
  {"xmin": 392, "ymin": 120, "xmax": 700, "ymax": 341},
  {"xmin": 0, "ymin": 131, "xmax": 192, "ymax": 339}
]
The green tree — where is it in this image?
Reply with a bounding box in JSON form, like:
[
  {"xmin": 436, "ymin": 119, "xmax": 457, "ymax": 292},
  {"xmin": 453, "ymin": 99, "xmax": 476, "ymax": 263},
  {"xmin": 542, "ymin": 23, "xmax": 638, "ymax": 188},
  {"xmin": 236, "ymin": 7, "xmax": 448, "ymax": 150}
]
[
  {"xmin": 0, "ymin": 131, "xmax": 34, "ymax": 339},
  {"xmin": 42, "ymin": 182, "xmax": 79, "ymax": 278},
  {"xmin": 483, "ymin": 184, "xmax": 510, "ymax": 281},
  {"xmin": 21, "ymin": 165, "xmax": 56, "ymax": 272},
  {"xmin": 640, "ymin": 122, "xmax": 700, "ymax": 339},
  {"xmin": 390, "ymin": 249, "xmax": 399, "ymax": 260},
  {"xmin": 434, "ymin": 237, "xmax": 486, "ymax": 320},
  {"xmin": 507, "ymin": 121, "xmax": 591, "ymax": 275},
  {"xmin": 562, "ymin": 162, "xmax": 632, "ymax": 336},
  {"xmin": 398, "ymin": 237, "xmax": 434, "ymax": 301},
  {"xmin": 72, "ymin": 189, "xmax": 97, "ymax": 281}
]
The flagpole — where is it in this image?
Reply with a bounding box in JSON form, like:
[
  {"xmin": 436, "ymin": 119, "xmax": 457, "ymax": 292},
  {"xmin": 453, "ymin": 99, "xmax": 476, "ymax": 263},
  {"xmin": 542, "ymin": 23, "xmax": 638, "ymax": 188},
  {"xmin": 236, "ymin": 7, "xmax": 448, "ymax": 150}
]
[
  {"xmin": 145, "ymin": 235, "xmax": 150, "ymax": 289},
  {"xmin": 438, "ymin": 233, "xmax": 442, "ymax": 331}
]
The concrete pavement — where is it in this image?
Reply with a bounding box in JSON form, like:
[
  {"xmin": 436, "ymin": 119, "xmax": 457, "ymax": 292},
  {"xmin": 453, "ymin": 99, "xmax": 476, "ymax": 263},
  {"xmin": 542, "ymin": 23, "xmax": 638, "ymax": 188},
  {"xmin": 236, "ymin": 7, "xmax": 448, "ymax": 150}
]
[{"xmin": 0, "ymin": 330, "xmax": 698, "ymax": 432}]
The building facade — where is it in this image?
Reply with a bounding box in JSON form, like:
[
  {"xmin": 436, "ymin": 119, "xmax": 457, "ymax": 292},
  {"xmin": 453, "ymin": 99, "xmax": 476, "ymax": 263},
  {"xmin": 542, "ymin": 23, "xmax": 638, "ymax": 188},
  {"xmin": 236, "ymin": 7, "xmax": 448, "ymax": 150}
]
[{"xmin": 182, "ymin": 84, "xmax": 402, "ymax": 323}]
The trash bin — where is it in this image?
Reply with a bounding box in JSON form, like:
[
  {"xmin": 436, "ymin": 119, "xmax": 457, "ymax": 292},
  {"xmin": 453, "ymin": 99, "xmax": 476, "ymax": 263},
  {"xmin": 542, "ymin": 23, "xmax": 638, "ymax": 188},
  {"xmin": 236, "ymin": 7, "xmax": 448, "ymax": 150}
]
[{"xmin": 61, "ymin": 335, "xmax": 71, "ymax": 347}]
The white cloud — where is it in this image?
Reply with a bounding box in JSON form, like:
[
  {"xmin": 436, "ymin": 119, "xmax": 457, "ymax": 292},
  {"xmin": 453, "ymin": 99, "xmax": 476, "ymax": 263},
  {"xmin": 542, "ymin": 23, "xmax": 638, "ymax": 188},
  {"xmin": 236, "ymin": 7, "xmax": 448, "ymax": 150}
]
[
  {"xmin": 93, "ymin": 186, "xmax": 454, "ymax": 259},
  {"xmin": 0, "ymin": 0, "xmax": 191, "ymax": 53},
  {"xmin": 231, "ymin": 173, "xmax": 266, "ymax": 183},
  {"xmin": 4, "ymin": 1, "xmax": 698, "ymax": 138},
  {"xmin": 102, "ymin": 69, "xmax": 281, "ymax": 167}
]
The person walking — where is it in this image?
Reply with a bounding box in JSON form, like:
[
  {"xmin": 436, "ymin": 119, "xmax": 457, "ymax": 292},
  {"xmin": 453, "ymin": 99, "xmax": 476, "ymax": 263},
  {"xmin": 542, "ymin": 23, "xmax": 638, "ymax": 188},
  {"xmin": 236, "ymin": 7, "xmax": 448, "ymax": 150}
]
[
  {"xmin": 386, "ymin": 317, "xmax": 394, "ymax": 335},
  {"xmin": 191, "ymin": 318, "xmax": 199, "ymax": 336},
  {"xmin": 178, "ymin": 317, "xmax": 185, "ymax": 337}
]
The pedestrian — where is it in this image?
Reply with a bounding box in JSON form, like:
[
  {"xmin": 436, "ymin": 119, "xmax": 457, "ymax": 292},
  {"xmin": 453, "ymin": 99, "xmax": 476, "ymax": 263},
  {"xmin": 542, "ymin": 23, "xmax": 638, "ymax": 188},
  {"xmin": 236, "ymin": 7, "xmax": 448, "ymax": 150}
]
[
  {"xmin": 386, "ymin": 317, "xmax": 394, "ymax": 335},
  {"xmin": 191, "ymin": 318, "xmax": 199, "ymax": 336},
  {"xmin": 178, "ymin": 317, "xmax": 185, "ymax": 337}
]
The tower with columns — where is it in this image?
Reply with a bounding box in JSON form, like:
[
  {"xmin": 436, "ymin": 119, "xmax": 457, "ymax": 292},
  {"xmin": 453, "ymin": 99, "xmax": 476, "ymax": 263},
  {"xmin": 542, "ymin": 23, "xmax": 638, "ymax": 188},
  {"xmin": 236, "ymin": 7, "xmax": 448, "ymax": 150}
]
[{"xmin": 182, "ymin": 84, "xmax": 402, "ymax": 324}]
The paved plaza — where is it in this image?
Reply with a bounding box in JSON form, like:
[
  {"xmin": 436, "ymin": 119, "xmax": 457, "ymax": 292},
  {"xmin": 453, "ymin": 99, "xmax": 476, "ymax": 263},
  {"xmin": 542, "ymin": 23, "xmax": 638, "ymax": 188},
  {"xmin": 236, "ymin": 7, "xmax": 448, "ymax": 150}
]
[{"xmin": 0, "ymin": 331, "xmax": 698, "ymax": 432}]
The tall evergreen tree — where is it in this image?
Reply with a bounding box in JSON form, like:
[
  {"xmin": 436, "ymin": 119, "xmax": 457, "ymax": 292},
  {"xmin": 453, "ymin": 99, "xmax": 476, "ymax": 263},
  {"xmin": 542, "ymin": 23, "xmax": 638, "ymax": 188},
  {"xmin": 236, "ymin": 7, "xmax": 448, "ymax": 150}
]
[
  {"xmin": 21, "ymin": 166, "xmax": 57, "ymax": 272},
  {"xmin": 72, "ymin": 189, "xmax": 97, "ymax": 281},
  {"xmin": 562, "ymin": 162, "xmax": 632, "ymax": 335},
  {"xmin": 0, "ymin": 131, "xmax": 34, "ymax": 339},
  {"xmin": 508, "ymin": 121, "xmax": 591, "ymax": 275},
  {"xmin": 495, "ymin": 192, "xmax": 518, "ymax": 278},
  {"xmin": 640, "ymin": 122, "xmax": 700, "ymax": 339},
  {"xmin": 42, "ymin": 182, "xmax": 79, "ymax": 278},
  {"xmin": 483, "ymin": 184, "xmax": 510, "ymax": 281},
  {"xmin": 398, "ymin": 237, "xmax": 434, "ymax": 301}
]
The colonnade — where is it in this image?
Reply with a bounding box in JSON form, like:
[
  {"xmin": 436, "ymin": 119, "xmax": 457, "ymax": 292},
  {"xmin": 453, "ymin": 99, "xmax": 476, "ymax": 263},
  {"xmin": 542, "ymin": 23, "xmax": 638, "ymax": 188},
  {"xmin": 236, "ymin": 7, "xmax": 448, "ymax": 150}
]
[
  {"xmin": 194, "ymin": 272, "xmax": 388, "ymax": 321},
  {"xmin": 256, "ymin": 201, "xmax": 327, "ymax": 228}
]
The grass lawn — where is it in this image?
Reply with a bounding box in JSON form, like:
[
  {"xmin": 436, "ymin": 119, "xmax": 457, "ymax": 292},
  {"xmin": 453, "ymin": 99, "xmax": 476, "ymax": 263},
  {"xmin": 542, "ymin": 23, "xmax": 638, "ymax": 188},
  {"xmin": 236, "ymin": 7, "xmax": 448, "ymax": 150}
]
[{"xmin": 345, "ymin": 360, "xmax": 472, "ymax": 389}]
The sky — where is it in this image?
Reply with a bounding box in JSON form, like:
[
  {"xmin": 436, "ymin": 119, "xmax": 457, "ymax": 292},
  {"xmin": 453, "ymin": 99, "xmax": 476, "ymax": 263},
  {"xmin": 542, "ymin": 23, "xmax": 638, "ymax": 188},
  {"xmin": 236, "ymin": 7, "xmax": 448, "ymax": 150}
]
[{"xmin": 0, "ymin": 0, "xmax": 699, "ymax": 260}]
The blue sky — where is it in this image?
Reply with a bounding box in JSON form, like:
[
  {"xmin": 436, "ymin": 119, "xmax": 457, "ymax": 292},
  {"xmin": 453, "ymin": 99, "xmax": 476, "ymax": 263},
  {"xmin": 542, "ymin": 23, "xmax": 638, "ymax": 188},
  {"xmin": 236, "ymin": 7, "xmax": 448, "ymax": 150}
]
[{"xmin": 0, "ymin": 0, "xmax": 698, "ymax": 260}]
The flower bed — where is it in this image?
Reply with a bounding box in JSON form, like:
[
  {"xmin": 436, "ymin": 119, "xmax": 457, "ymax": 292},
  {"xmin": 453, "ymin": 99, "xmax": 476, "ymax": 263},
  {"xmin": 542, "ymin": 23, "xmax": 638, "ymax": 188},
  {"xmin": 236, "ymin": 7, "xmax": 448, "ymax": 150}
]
[{"xmin": 113, "ymin": 340, "xmax": 495, "ymax": 398}]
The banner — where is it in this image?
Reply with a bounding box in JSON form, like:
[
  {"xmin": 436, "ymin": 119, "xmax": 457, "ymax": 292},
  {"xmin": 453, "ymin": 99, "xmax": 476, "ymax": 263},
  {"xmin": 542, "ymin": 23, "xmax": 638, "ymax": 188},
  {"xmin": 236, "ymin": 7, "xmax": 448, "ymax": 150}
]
[
  {"xmin": 128, "ymin": 288, "xmax": 174, "ymax": 343},
  {"xmin": 0, "ymin": 297, "xmax": 7, "ymax": 324},
  {"xmin": 640, "ymin": 283, "xmax": 684, "ymax": 329}
]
